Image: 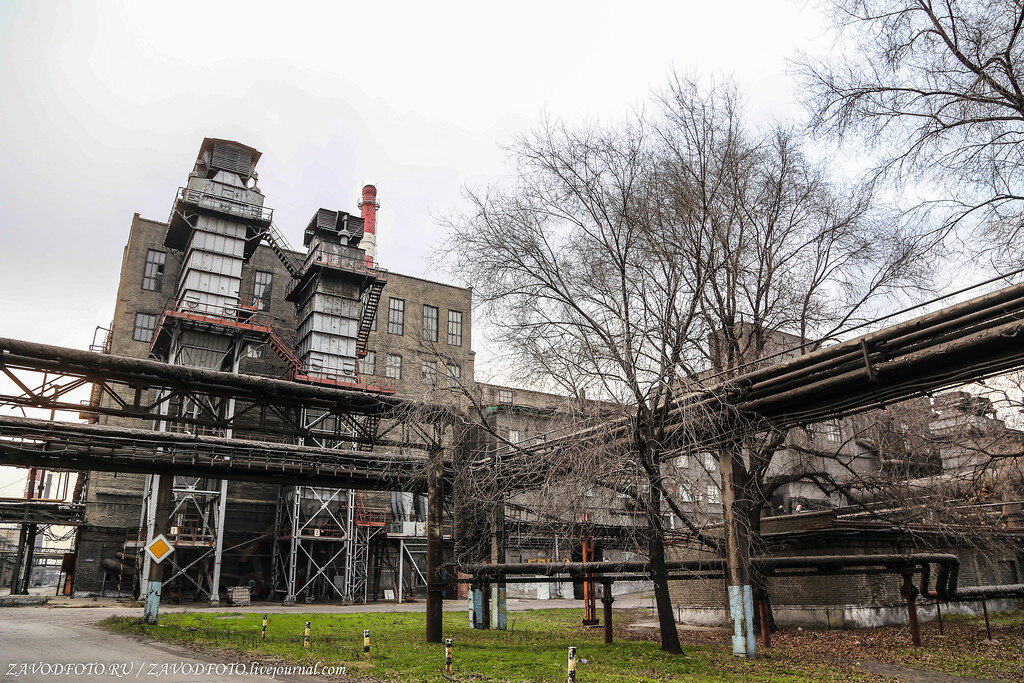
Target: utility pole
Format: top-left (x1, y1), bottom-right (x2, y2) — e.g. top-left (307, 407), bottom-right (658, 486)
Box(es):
top-left (719, 443), bottom-right (756, 658)
top-left (425, 443), bottom-right (444, 643)
top-left (143, 474), bottom-right (173, 625)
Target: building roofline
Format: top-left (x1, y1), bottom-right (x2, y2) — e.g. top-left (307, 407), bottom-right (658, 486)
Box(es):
top-left (131, 215), bottom-right (471, 294)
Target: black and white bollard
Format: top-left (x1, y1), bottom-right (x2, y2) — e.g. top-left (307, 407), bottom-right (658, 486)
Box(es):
top-left (567, 646), bottom-right (577, 682)
top-left (445, 638), bottom-right (453, 675)
top-left (363, 628), bottom-right (371, 657)
top-left (261, 614), bottom-right (267, 641)
top-left (303, 621), bottom-right (310, 650)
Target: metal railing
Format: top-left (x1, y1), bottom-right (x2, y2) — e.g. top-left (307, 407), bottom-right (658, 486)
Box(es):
top-left (285, 245), bottom-right (384, 299)
top-left (89, 324), bottom-right (112, 354)
top-left (290, 364), bottom-right (396, 392)
top-left (176, 187), bottom-right (273, 225)
top-left (149, 298), bottom-right (274, 355)
top-left (165, 298), bottom-right (273, 330)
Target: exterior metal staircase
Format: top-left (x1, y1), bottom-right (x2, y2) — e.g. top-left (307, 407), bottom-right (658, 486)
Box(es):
top-left (264, 330), bottom-right (303, 377)
top-left (357, 415), bottom-right (379, 452)
top-left (356, 278), bottom-right (385, 357)
top-left (262, 223), bottom-right (303, 278)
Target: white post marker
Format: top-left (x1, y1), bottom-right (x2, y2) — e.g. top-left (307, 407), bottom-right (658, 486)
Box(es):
top-left (144, 534), bottom-right (175, 565)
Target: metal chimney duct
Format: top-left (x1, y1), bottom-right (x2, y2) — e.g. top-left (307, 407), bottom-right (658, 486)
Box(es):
top-left (359, 184), bottom-right (378, 265)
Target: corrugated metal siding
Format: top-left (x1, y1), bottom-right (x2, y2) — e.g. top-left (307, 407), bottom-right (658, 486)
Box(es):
top-left (296, 333), bottom-right (357, 358)
top-left (178, 291), bottom-right (239, 311)
top-left (180, 271), bottom-right (241, 298)
top-left (195, 215), bottom-right (248, 239)
top-left (182, 249), bottom-right (244, 278)
top-left (297, 312), bottom-right (358, 338)
top-left (310, 293), bottom-right (361, 318)
top-left (190, 230), bottom-right (246, 257)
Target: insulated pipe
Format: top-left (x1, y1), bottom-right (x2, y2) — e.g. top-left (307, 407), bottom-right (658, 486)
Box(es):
top-left (534, 278), bottom-right (1024, 451)
top-left (462, 553), bottom-right (960, 578)
top-left (0, 338), bottom-right (428, 417)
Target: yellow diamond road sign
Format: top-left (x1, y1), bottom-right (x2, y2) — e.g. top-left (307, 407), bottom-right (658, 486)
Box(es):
top-left (145, 534), bottom-right (175, 564)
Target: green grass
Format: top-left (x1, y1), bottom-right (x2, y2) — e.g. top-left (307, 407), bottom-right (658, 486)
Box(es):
top-left (100, 608), bottom-right (872, 682)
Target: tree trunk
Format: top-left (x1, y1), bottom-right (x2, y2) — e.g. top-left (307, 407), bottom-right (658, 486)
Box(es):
top-left (747, 498), bottom-right (777, 634)
top-left (647, 467), bottom-right (683, 654)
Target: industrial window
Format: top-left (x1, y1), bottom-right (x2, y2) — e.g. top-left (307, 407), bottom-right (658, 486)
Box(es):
top-left (498, 389), bottom-right (513, 404)
top-left (133, 313), bottom-right (157, 343)
top-left (142, 250), bottom-right (165, 291)
top-left (508, 429), bottom-right (521, 445)
top-left (385, 354), bottom-right (402, 380)
top-left (421, 360), bottom-right (438, 385)
top-left (253, 270), bottom-right (273, 311)
top-left (445, 363), bottom-right (461, 388)
top-left (447, 310), bottom-right (463, 347)
top-left (361, 351), bottom-right (376, 376)
top-left (422, 305), bottom-right (439, 342)
top-left (706, 483), bottom-right (722, 504)
top-left (823, 419), bottom-right (842, 442)
top-left (388, 298), bottom-right (405, 335)
top-left (701, 452), bottom-right (716, 471)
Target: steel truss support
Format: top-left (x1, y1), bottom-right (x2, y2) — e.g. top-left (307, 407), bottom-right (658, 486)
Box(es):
top-left (0, 337), bottom-right (448, 445)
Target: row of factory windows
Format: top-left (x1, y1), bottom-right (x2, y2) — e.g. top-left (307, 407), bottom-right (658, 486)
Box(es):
top-left (385, 297), bottom-right (462, 347)
top-left (143, 250), bottom-right (465, 346)
top-left (361, 351), bottom-right (462, 386)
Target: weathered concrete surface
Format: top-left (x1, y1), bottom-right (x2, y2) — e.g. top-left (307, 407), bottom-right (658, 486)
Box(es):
top-left (675, 598), bottom-right (1021, 630)
top-left (0, 595), bottom-right (47, 607)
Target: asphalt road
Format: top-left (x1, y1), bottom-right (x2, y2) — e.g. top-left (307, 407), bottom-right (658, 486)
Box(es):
top-left (0, 605), bottom-right (320, 682)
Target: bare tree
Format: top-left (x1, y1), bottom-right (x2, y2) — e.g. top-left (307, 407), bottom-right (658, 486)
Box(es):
top-left (441, 74), bottom-right (927, 652)
top-left (653, 75), bottom-right (929, 633)
top-left (799, 0), bottom-right (1024, 268)
top-left (443, 111), bottom-right (709, 653)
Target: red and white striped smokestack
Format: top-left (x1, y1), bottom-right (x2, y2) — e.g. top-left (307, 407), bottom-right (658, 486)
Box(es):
top-left (359, 184), bottom-right (379, 266)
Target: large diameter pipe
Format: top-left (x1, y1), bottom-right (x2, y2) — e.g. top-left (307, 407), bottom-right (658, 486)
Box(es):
top-left (0, 338), bottom-right (423, 416)
top-left (462, 553), bottom-right (959, 577)
top-left (536, 279), bottom-right (1024, 452)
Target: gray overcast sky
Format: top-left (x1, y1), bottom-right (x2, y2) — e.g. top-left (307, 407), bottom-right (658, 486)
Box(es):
top-left (0, 0), bottom-right (834, 496)
top-left (0, 0), bottom-right (833, 351)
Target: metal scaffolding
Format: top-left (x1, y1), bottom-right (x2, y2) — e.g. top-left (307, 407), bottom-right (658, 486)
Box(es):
top-left (270, 486), bottom-right (385, 604)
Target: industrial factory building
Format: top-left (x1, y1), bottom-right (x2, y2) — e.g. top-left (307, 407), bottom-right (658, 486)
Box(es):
top-left (71, 138), bottom-right (511, 603)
